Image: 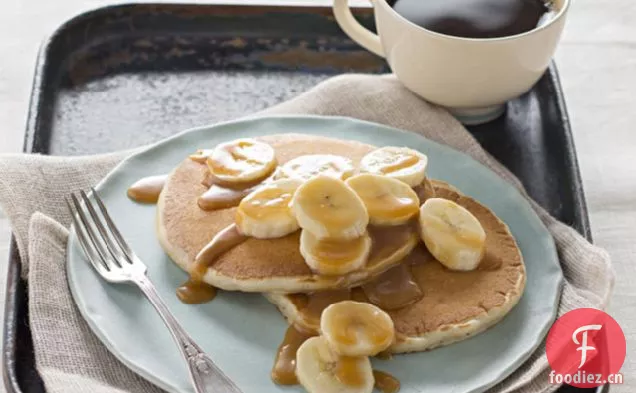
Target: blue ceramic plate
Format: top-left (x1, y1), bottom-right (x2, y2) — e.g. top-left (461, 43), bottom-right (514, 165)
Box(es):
top-left (67, 116), bottom-right (562, 393)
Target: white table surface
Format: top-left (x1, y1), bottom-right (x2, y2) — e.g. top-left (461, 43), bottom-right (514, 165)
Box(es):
top-left (0, 0), bottom-right (634, 391)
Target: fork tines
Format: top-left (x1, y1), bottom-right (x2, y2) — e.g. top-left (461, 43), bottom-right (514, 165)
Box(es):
top-left (66, 189), bottom-right (138, 275)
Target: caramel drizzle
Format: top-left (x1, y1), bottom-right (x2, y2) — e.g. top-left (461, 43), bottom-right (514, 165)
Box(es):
top-left (380, 154), bottom-right (419, 174)
top-left (361, 262), bottom-right (423, 310)
top-left (373, 370), bottom-right (401, 393)
top-left (412, 177), bottom-right (436, 203)
top-left (288, 249), bottom-right (430, 327)
top-left (176, 278), bottom-right (217, 304)
top-left (336, 356), bottom-right (367, 386)
top-left (127, 175), bottom-right (168, 204)
top-left (271, 325), bottom-right (317, 385)
top-left (192, 224), bottom-right (248, 278)
top-left (298, 290), bottom-right (352, 329)
top-left (197, 169), bottom-right (268, 211)
top-left (173, 224), bottom-right (247, 304)
top-left (198, 185), bottom-right (254, 211)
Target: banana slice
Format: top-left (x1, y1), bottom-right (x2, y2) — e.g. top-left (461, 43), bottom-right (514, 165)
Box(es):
top-left (296, 336), bottom-right (374, 393)
top-left (360, 147), bottom-right (428, 187)
top-left (188, 149), bottom-right (215, 164)
top-left (275, 154), bottom-right (355, 181)
top-left (235, 179), bottom-right (302, 239)
top-left (346, 173), bottom-right (420, 226)
top-left (419, 198), bottom-right (486, 271)
top-left (206, 138), bottom-right (277, 185)
top-left (321, 301), bottom-right (394, 357)
top-left (292, 176), bottom-right (369, 240)
top-left (300, 230), bottom-right (371, 276)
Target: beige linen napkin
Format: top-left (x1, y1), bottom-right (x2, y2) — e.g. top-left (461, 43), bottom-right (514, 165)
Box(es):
top-left (0, 75), bottom-right (613, 393)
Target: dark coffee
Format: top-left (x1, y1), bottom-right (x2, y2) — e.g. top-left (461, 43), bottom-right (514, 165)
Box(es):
top-left (389, 0), bottom-right (556, 39)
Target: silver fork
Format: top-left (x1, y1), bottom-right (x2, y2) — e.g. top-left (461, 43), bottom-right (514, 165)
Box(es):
top-left (67, 189), bottom-right (242, 393)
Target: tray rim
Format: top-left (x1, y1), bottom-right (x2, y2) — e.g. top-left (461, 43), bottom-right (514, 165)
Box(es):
top-left (544, 64), bottom-right (591, 240)
top-left (4, 2), bottom-right (594, 393)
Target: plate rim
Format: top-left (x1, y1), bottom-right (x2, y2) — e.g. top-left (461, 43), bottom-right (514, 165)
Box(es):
top-left (67, 114), bottom-right (563, 393)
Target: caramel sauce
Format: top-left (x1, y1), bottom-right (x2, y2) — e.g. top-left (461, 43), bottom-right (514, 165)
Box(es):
top-left (347, 175), bottom-right (419, 222)
top-left (362, 263), bottom-right (423, 310)
top-left (126, 175), bottom-right (167, 204)
top-left (200, 161), bottom-right (266, 190)
top-left (311, 236), bottom-right (370, 267)
top-left (373, 370), bottom-right (401, 393)
top-left (335, 356), bottom-right (366, 387)
top-left (413, 177), bottom-right (436, 202)
top-left (367, 223), bottom-right (416, 266)
top-left (198, 185), bottom-right (253, 211)
top-left (367, 196), bottom-right (419, 222)
top-left (192, 224), bottom-right (247, 278)
top-left (198, 166), bottom-right (271, 211)
top-left (294, 289), bottom-right (351, 329)
top-left (271, 325), bottom-right (317, 385)
top-left (209, 159), bottom-right (242, 176)
top-left (176, 224), bottom-right (246, 304)
top-left (350, 287), bottom-right (370, 303)
top-left (176, 279), bottom-right (217, 304)
top-left (393, 246), bottom-right (436, 290)
top-left (380, 154), bottom-right (420, 174)
top-left (238, 185), bottom-right (295, 217)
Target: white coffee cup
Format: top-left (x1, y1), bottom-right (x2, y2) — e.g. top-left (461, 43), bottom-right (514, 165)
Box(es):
top-left (333, 0), bottom-right (570, 125)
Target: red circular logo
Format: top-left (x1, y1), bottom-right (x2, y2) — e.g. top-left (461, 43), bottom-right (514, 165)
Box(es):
top-left (546, 308), bottom-right (626, 388)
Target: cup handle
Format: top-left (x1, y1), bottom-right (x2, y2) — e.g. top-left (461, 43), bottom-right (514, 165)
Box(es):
top-left (333, 0), bottom-right (385, 58)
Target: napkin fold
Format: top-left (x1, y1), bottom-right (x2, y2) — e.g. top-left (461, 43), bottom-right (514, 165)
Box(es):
top-left (0, 74), bottom-right (613, 393)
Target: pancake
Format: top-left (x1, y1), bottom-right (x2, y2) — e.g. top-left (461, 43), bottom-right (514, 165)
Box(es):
top-left (266, 184), bottom-right (526, 353)
top-left (157, 134), bottom-right (420, 293)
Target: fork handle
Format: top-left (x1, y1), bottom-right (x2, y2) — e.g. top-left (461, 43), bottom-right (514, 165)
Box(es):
top-left (135, 275), bottom-right (242, 393)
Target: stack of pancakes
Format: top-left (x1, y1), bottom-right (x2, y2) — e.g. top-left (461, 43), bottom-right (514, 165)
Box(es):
top-left (156, 134), bottom-right (526, 353)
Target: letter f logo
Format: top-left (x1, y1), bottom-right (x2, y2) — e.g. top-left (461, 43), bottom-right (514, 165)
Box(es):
top-left (572, 324), bottom-right (603, 368)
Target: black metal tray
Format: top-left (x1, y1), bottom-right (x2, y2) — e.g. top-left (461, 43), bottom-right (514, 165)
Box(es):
top-left (3, 2), bottom-right (600, 393)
